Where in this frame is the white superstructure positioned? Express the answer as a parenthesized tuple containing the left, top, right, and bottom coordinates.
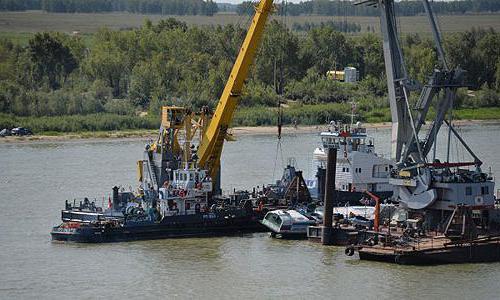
(309, 120, 393, 195)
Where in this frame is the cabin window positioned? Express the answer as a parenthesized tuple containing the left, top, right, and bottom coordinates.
(189, 173, 193, 181)
(346, 168, 349, 172)
(385, 166, 389, 172)
(465, 187, 472, 196)
(481, 186, 489, 195)
(358, 168, 362, 173)
(186, 202, 191, 210)
(342, 167, 346, 172)
(265, 213, 282, 226)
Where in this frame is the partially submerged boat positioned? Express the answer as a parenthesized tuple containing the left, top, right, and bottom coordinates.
(260, 209, 318, 239)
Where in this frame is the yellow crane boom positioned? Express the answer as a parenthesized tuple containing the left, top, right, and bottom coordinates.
(197, 0, 275, 179)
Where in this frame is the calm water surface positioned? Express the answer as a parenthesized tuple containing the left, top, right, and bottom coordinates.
(1, 124, 499, 299)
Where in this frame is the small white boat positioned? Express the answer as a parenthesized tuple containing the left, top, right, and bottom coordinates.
(260, 209, 317, 239)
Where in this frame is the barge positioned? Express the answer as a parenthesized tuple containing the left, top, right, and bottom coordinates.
(356, 236, 500, 265)
(346, 205, 500, 265)
(51, 167, 266, 243)
(52, 208, 263, 243)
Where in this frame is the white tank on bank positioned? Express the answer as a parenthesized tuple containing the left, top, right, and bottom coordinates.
(344, 67, 358, 83)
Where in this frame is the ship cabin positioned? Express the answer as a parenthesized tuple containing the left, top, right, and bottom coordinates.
(320, 122, 374, 155)
(157, 168, 212, 217)
(312, 121, 393, 194)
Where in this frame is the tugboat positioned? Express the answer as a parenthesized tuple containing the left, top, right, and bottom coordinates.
(51, 169, 262, 242)
(307, 116, 394, 205)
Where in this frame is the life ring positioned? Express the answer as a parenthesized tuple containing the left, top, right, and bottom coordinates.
(345, 246, 355, 256)
(179, 190, 186, 197)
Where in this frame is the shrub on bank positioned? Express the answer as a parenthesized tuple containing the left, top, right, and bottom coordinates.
(0, 113, 159, 133)
(233, 102, 355, 127)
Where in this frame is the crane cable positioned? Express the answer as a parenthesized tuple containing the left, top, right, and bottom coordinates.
(272, 0, 287, 180)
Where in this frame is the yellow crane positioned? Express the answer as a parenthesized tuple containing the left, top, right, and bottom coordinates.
(196, 0, 275, 179)
(144, 0, 276, 192)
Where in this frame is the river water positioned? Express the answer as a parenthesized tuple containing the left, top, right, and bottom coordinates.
(1, 124, 499, 299)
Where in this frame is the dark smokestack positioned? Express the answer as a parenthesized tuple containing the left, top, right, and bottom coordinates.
(322, 147, 337, 245)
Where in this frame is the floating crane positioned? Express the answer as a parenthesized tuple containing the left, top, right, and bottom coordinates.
(356, 0, 495, 223)
(139, 0, 275, 194)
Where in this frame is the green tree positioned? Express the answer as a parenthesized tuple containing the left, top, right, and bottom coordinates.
(253, 20, 301, 93)
(444, 28, 497, 89)
(406, 44, 437, 84)
(129, 60, 155, 107)
(352, 33, 384, 78)
(84, 41, 126, 97)
(477, 31, 500, 88)
(495, 59, 500, 91)
(300, 27, 350, 76)
(28, 32, 77, 89)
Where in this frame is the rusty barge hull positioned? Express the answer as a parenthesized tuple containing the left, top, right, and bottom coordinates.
(358, 239, 500, 265)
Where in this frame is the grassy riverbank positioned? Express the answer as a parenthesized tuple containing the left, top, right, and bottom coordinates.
(233, 105, 500, 126)
(1, 106, 499, 140)
(3, 119, 500, 143)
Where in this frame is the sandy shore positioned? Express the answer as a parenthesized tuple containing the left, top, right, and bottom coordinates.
(1, 119, 499, 143)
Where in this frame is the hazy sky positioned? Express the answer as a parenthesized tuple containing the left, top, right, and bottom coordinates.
(215, 0, 454, 3)
(216, 0, 302, 3)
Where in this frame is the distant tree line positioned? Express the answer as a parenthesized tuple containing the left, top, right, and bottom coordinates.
(2, 0, 499, 16)
(0, 0, 40, 11)
(0, 18, 498, 131)
(237, 0, 500, 17)
(0, 0, 218, 15)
